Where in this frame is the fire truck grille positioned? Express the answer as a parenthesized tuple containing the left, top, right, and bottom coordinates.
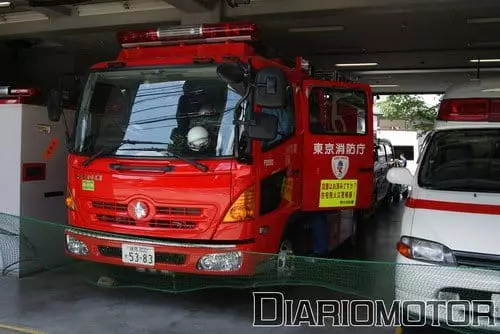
(97, 246, 186, 265)
(150, 220, 196, 229)
(96, 215, 197, 229)
(92, 201, 202, 217)
(96, 214, 136, 225)
(156, 207, 202, 216)
(92, 201, 128, 211)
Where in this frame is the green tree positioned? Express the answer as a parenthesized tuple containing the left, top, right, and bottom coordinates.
(378, 95, 438, 133)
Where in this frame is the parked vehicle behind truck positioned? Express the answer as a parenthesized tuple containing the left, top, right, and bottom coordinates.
(47, 22, 374, 276)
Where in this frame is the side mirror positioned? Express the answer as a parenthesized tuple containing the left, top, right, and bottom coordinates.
(217, 62, 245, 84)
(47, 89, 63, 122)
(247, 112, 278, 141)
(387, 167, 413, 186)
(254, 66, 286, 108)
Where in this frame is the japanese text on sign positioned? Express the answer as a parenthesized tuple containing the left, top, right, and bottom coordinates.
(319, 179, 358, 208)
(313, 143, 365, 155)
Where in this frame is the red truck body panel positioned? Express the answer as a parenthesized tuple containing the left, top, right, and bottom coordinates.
(64, 33, 374, 275)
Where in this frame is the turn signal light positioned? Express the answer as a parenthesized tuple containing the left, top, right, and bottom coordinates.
(396, 240, 411, 259)
(223, 186, 256, 223)
(65, 188, 77, 211)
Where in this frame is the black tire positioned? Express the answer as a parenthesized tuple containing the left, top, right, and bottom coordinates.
(362, 191, 378, 219)
(350, 211, 361, 246)
(276, 237, 295, 280)
(402, 189, 409, 199)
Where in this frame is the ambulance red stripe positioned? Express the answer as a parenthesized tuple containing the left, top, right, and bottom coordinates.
(406, 198, 500, 215)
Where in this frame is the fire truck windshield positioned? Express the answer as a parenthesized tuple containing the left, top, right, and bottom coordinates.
(73, 65, 248, 159)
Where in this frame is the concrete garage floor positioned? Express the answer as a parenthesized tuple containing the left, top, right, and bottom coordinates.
(0, 202, 449, 334)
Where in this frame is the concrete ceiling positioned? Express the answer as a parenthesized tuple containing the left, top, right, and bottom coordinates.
(2, 0, 500, 93)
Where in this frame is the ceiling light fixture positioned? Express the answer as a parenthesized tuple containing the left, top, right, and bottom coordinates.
(467, 17, 500, 24)
(0, 11, 49, 24)
(335, 62, 379, 67)
(76, 0, 174, 16)
(0, 1, 13, 8)
(470, 59, 500, 63)
(289, 26, 344, 33)
(370, 84, 400, 88)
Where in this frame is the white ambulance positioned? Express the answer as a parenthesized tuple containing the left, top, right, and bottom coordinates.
(387, 78, 500, 330)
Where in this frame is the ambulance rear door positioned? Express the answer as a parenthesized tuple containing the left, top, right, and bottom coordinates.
(301, 80, 374, 211)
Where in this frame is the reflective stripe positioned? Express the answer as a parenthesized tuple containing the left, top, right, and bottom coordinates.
(406, 198, 500, 215)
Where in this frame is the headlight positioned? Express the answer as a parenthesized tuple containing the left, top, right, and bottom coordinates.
(66, 235, 89, 256)
(397, 236, 455, 264)
(197, 251, 242, 271)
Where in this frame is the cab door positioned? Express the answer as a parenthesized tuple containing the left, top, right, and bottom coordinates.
(300, 80, 374, 211)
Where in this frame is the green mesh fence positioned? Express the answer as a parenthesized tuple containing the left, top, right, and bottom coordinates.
(0, 212, 499, 333)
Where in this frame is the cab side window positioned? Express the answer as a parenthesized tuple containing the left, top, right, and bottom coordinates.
(261, 86, 295, 151)
(385, 143, 394, 162)
(309, 87, 367, 135)
(377, 144, 387, 164)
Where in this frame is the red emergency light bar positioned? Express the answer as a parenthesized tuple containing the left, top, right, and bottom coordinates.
(0, 86, 38, 97)
(438, 98, 500, 122)
(117, 22, 257, 48)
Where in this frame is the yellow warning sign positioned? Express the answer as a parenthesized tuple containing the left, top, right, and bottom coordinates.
(281, 176, 294, 203)
(319, 179, 358, 208)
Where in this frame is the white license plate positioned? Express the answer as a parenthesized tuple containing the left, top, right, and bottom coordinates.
(121, 244, 155, 266)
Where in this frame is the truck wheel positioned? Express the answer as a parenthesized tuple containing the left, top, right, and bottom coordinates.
(277, 237, 295, 279)
(350, 213, 360, 246)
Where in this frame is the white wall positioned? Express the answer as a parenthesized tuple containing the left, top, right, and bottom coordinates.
(0, 104, 22, 276)
(0, 105, 22, 219)
(20, 105, 74, 275)
(378, 130, 419, 174)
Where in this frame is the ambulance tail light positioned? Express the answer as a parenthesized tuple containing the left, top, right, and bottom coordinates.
(117, 22, 257, 48)
(223, 186, 256, 223)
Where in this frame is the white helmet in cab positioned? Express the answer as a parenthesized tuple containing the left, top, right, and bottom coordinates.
(187, 126, 209, 151)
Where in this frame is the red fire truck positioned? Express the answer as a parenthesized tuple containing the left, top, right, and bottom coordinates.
(46, 22, 374, 276)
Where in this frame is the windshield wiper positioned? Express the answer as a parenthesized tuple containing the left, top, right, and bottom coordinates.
(114, 146, 209, 173)
(82, 140, 170, 167)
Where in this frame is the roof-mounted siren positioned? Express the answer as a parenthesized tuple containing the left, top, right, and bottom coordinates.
(0, 86, 38, 104)
(438, 98, 500, 122)
(117, 22, 258, 48)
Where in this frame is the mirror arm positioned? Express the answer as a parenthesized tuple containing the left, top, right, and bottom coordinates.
(232, 62, 252, 161)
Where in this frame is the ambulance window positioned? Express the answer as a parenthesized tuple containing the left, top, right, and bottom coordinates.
(419, 129, 500, 193)
(309, 87, 367, 135)
(261, 86, 295, 151)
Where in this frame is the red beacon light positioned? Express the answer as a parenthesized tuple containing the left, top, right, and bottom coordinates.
(117, 22, 257, 48)
(437, 98, 500, 122)
(0, 86, 38, 97)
